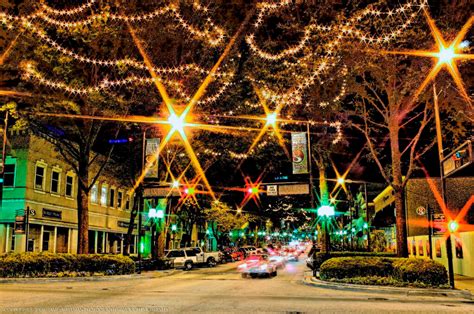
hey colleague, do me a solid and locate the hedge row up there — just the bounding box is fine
[0,253,135,277]
[310,251,397,271]
[319,257,448,287]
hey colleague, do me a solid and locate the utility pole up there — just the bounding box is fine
[433,83,455,289]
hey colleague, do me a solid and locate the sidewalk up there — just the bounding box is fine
[455,275,474,294]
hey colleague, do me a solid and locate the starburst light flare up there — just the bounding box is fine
[383,11,473,104]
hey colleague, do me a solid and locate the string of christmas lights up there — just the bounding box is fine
[247,0,426,61]
[2,1,225,46]
[0,18,232,80]
[22,62,232,105]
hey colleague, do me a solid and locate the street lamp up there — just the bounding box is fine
[317,205,335,253]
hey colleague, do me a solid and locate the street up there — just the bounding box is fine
[1,256,473,313]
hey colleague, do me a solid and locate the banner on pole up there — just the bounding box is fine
[291,132,308,174]
[144,138,160,179]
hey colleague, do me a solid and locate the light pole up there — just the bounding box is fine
[317,205,335,253]
[433,83,455,289]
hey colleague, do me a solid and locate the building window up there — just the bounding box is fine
[125,195,130,210]
[100,184,108,206]
[65,174,74,197]
[3,164,15,187]
[35,165,46,190]
[51,170,60,194]
[10,234,15,251]
[91,184,98,203]
[109,188,115,207]
[42,232,50,251]
[117,191,123,209]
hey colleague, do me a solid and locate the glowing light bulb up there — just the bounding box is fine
[168,113,185,132]
[337,177,345,185]
[266,112,277,125]
[172,180,179,188]
[437,46,456,64]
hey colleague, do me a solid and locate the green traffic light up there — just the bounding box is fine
[448,220,459,233]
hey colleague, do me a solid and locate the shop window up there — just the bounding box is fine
[100,184,108,206]
[117,191,123,209]
[455,237,463,259]
[10,234,15,251]
[109,188,115,207]
[65,174,74,197]
[42,232,50,251]
[27,239,34,252]
[418,240,424,256]
[4,164,15,187]
[91,184,98,203]
[51,170,60,194]
[435,239,442,258]
[35,164,46,190]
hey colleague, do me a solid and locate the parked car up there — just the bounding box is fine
[230,248,244,261]
[242,246,258,256]
[187,246,222,267]
[238,254,277,278]
[165,249,198,270]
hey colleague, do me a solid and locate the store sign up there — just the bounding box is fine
[143,187,180,198]
[442,141,472,177]
[266,185,278,196]
[14,216,25,234]
[118,221,136,229]
[291,132,308,174]
[43,208,62,219]
[278,184,310,195]
[416,206,426,216]
[432,213,447,236]
[144,138,160,179]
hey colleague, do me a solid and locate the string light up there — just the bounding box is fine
[4,2,226,46]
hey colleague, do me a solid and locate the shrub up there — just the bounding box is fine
[392,258,448,286]
[310,251,397,271]
[0,253,135,278]
[320,257,393,280]
[319,256,448,288]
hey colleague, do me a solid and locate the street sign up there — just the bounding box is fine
[144,138,160,179]
[266,185,278,196]
[278,184,309,195]
[432,213,447,236]
[442,140,472,177]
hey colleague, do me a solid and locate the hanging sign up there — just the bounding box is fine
[291,132,308,174]
[144,138,160,179]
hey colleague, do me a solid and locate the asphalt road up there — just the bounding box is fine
[0,256,473,313]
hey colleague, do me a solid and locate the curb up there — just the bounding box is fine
[0,269,181,284]
[302,275,473,300]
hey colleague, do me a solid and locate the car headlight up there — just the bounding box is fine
[260,264,268,270]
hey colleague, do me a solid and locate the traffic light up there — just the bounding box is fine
[184,187,195,195]
[448,220,459,233]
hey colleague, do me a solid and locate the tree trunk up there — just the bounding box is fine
[389,117,408,257]
[123,203,138,256]
[77,164,89,254]
[319,166,329,206]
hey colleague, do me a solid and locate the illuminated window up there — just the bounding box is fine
[100,184,107,206]
[91,184,98,204]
